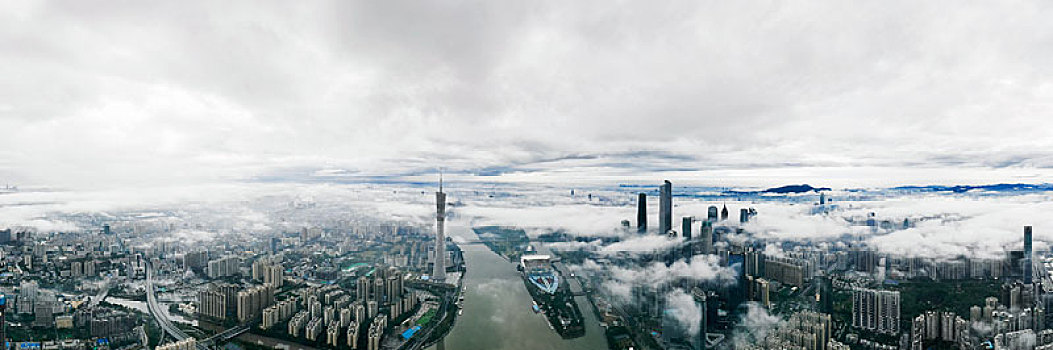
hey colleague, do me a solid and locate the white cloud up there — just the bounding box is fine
[601,235,683,254]
[605,254,737,287]
[4,2,1053,187]
[463,203,632,237]
[730,302,783,347]
[743,202,863,240]
[664,289,703,337]
[544,240,602,252]
[861,194,1053,259]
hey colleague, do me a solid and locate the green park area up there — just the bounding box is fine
[474,226,530,262]
[830,279,1002,341]
[890,279,1001,319]
[417,309,437,326]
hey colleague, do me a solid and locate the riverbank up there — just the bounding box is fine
[429,224,607,350]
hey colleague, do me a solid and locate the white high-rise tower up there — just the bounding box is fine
[432,175,447,282]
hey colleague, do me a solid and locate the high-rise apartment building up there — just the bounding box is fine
[237,284,275,323]
[852,288,900,335]
[207,256,239,279]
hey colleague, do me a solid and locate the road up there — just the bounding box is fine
[406,289,456,350]
[203,324,251,344]
[145,261,208,350]
[236,332,319,350]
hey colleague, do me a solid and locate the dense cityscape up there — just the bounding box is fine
[0,180,1051,350]
[0,182,467,350]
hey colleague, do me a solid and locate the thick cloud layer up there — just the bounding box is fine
[4,177,1049,263]
[4,1,1053,187]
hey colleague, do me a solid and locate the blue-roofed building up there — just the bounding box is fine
[401,326,421,340]
[520,255,558,294]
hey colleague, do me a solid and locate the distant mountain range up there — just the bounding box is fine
[757,183,1053,194]
[762,184,831,193]
[891,183,1053,193]
[718,184,830,196]
[618,182,1053,196]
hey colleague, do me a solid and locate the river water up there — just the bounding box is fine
[429,225,607,350]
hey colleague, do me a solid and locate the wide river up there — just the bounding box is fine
[428,225,608,350]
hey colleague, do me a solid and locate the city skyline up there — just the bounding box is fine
[0,174,1049,349]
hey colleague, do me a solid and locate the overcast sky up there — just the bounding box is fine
[3,1,1053,189]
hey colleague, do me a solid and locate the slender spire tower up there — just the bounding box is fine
[432,174,447,282]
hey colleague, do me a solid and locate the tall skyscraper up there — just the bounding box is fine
[701,220,714,254]
[659,180,672,235]
[1025,225,1033,284]
[720,204,729,221]
[432,176,447,282]
[707,206,718,222]
[682,217,693,240]
[817,277,833,314]
[637,193,647,233]
[692,288,707,350]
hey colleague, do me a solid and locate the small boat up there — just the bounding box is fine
[532,301,541,313]
[458,309,463,316]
